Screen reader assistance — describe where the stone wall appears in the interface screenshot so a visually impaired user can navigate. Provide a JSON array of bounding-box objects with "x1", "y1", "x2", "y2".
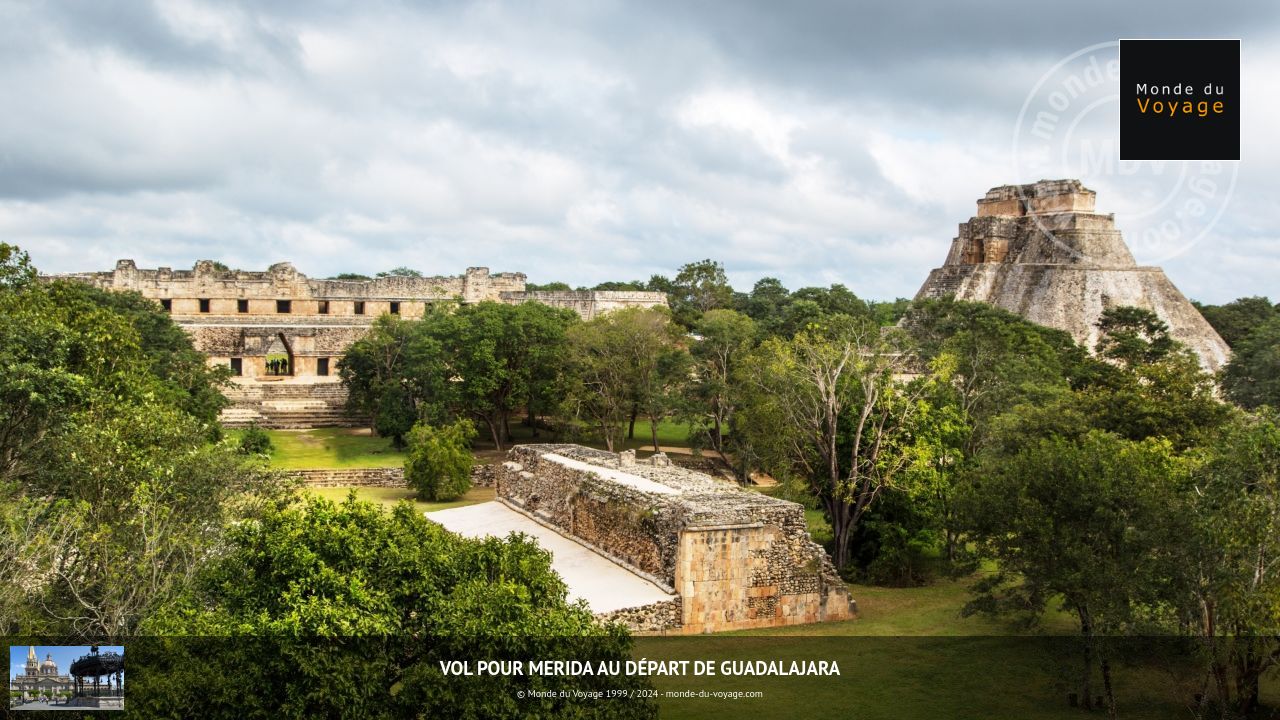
[
  {"x1": 496, "y1": 444, "x2": 854, "y2": 634},
  {"x1": 288, "y1": 467, "x2": 406, "y2": 487},
  {"x1": 597, "y1": 598, "x2": 683, "y2": 633},
  {"x1": 286, "y1": 463, "x2": 497, "y2": 489}
]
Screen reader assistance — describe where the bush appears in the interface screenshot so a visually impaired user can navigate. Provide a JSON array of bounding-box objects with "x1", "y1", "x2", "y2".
[
  {"x1": 404, "y1": 419, "x2": 477, "y2": 501},
  {"x1": 238, "y1": 423, "x2": 273, "y2": 456}
]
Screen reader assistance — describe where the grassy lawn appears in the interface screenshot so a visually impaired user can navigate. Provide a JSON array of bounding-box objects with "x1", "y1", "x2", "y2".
[
  {"x1": 306, "y1": 485, "x2": 495, "y2": 514},
  {"x1": 643, "y1": 574, "x2": 1259, "y2": 719},
  {"x1": 232, "y1": 427, "x2": 406, "y2": 470}
]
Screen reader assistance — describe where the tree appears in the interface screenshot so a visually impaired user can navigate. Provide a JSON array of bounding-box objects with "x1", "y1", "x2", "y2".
[
  {"x1": 341, "y1": 303, "x2": 577, "y2": 450},
  {"x1": 238, "y1": 424, "x2": 273, "y2": 456},
  {"x1": 687, "y1": 309, "x2": 756, "y2": 460},
  {"x1": 404, "y1": 419, "x2": 476, "y2": 501},
  {"x1": 339, "y1": 315, "x2": 423, "y2": 444},
  {"x1": 666, "y1": 259, "x2": 734, "y2": 327},
  {"x1": 376, "y1": 266, "x2": 423, "y2": 278},
  {"x1": 1195, "y1": 296, "x2": 1278, "y2": 348},
  {"x1": 960, "y1": 430, "x2": 1182, "y2": 715},
  {"x1": 138, "y1": 495, "x2": 655, "y2": 719},
  {"x1": 563, "y1": 308, "x2": 683, "y2": 452},
  {"x1": 742, "y1": 277, "x2": 791, "y2": 337},
  {"x1": 1083, "y1": 307, "x2": 1228, "y2": 450},
  {"x1": 1161, "y1": 410, "x2": 1280, "y2": 716},
  {"x1": 330, "y1": 272, "x2": 372, "y2": 280},
  {"x1": 433, "y1": 302, "x2": 577, "y2": 449},
  {"x1": 526, "y1": 281, "x2": 573, "y2": 291},
  {"x1": 736, "y1": 315, "x2": 932, "y2": 570},
  {"x1": 1221, "y1": 314, "x2": 1280, "y2": 410},
  {"x1": 592, "y1": 280, "x2": 648, "y2": 291},
  {"x1": 0, "y1": 243, "x2": 287, "y2": 639},
  {"x1": 1095, "y1": 306, "x2": 1176, "y2": 368}
]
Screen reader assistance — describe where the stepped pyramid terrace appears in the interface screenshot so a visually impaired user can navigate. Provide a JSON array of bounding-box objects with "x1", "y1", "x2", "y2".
[{"x1": 914, "y1": 180, "x2": 1230, "y2": 371}]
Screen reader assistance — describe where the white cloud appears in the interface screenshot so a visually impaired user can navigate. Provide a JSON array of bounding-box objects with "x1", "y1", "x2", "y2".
[{"x1": 0, "y1": 2, "x2": 1275, "y2": 302}]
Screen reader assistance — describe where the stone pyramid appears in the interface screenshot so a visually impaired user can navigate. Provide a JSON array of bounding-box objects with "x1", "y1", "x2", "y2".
[{"x1": 914, "y1": 179, "x2": 1229, "y2": 371}]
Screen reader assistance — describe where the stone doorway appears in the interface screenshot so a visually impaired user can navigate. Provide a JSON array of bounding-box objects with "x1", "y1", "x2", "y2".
[{"x1": 265, "y1": 333, "x2": 294, "y2": 376}]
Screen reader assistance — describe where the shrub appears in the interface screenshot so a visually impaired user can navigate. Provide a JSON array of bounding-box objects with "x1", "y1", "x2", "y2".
[
  {"x1": 238, "y1": 423, "x2": 273, "y2": 456},
  {"x1": 404, "y1": 419, "x2": 477, "y2": 501}
]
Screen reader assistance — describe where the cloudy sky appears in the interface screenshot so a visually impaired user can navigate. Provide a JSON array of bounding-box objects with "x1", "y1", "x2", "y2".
[{"x1": 2, "y1": 1, "x2": 1276, "y2": 302}]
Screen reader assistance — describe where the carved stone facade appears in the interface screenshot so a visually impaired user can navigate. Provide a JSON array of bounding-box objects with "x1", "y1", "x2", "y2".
[
  {"x1": 48, "y1": 261, "x2": 668, "y2": 425},
  {"x1": 495, "y1": 444, "x2": 855, "y2": 634},
  {"x1": 914, "y1": 180, "x2": 1230, "y2": 371}
]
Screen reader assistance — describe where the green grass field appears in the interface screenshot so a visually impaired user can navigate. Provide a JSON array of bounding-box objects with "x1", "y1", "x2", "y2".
[{"x1": 231, "y1": 427, "x2": 406, "y2": 470}]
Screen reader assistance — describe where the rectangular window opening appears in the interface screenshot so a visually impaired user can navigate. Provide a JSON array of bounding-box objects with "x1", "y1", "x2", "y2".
[
  {"x1": 318, "y1": 300, "x2": 330, "y2": 315},
  {"x1": 230, "y1": 358, "x2": 243, "y2": 376},
  {"x1": 199, "y1": 298, "x2": 210, "y2": 313},
  {"x1": 354, "y1": 301, "x2": 365, "y2": 315},
  {"x1": 237, "y1": 299, "x2": 249, "y2": 313},
  {"x1": 277, "y1": 299, "x2": 292, "y2": 314},
  {"x1": 317, "y1": 358, "x2": 330, "y2": 376}
]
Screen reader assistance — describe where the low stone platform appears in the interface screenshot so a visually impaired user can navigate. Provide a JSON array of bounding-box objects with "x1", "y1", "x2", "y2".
[
  {"x1": 436, "y1": 444, "x2": 855, "y2": 634},
  {"x1": 426, "y1": 501, "x2": 675, "y2": 614}
]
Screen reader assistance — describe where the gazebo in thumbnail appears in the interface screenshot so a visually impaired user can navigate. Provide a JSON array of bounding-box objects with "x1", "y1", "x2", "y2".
[{"x1": 67, "y1": 646, "x2": 125, "y2": 709}]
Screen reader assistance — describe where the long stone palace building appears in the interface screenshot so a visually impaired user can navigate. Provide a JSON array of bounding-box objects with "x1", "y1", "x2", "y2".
[{"x1": 50, "y1": 261, "x2": 667, "y2": 428}]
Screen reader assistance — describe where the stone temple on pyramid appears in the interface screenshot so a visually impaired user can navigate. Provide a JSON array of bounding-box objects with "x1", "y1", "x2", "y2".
[{"x1": 914, "y1": 179, "x2": 1230, "y2": 371}]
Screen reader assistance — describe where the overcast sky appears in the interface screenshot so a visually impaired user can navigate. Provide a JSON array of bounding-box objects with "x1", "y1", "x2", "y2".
[{"x1": 2, "y1": 1, "x2": 1276, "y2": 302}]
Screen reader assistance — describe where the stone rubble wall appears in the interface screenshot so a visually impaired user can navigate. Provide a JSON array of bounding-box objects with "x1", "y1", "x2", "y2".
[
  {"x1": 287, "y1": 467, "x2": 406, "y2": 487},
  {"x1": 286, "y1": 463, "x2": 497, "y2": 489},
  {"x1": 597, "y1": 598, "x2": 683, "y2": 633}
]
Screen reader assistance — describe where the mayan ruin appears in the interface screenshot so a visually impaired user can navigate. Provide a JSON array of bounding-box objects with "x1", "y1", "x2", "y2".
[
  {"x1": 428, "y1": 444, "x2": 855, "y2": 634},
  {"x1": 914, "y1": 179, "x2": 1231, "y2": 371},
  {"x1": 46, "y1": 260, "x2": 667, "y2": 428}
]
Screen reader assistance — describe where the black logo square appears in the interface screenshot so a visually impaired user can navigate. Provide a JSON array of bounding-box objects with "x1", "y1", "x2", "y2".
[{"x1": 1120, "y1": 39, "x2": 1240, "y2": 160}]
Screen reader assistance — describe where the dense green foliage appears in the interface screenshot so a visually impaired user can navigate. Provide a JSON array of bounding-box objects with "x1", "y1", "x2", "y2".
[
  {"x1": 1222, "y1": 314, "x2": 1280, "y2": 410},
  {"x1": 404, "y1": 419, "x2": 477, "y2": 501},
  {"x1": 138, "y1": 494, "x2": 655, "y2": 719},
  {"x1": 0, "y1": 243, "x2": 284, "y2": 639},
  {"x1": 238, "y1": 423, "x2": 274, "y2": 455},
  {"x1": 341, "y1": 302, "x2": 578, "y2": 449}
]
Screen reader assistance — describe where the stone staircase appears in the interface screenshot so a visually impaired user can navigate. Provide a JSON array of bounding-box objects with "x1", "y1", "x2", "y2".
[{"x1": 219, "y1": 381, "x2": 368, "y2": 429}]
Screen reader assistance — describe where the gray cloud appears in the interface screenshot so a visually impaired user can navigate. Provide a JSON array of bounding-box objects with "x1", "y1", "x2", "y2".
[{"x1": 2, "y1": 0, "x2": 1276, "y2": 302}]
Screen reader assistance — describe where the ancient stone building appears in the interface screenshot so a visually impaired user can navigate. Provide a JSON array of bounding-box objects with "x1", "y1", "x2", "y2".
[
  {"x1": 914, "y1": 180, "x2": 1230, "y2": 371},
  {"x1": 49, "y1": 261, "x2": 667, "y2": 427},
  {"x1": 429, "y1": 444, "x2": 856, "y2": 634}
]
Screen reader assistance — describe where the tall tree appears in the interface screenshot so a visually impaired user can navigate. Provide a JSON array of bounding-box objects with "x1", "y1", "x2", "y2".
[
  {"x1": 563, "y1": 308, "x2": 682, "y2": 452},
  {"x1": 961, "y1": 429, "x2": 1182, "y2": 715},
  {"x1": 736, "y1": 315, "x2": 932, "y2": 569},
  {"x1": 688, "y1": 309, "x2": 757, "y2": 458},
  {"x1": 665, "y1": 259, "x2": 734, "y2": 327}
]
